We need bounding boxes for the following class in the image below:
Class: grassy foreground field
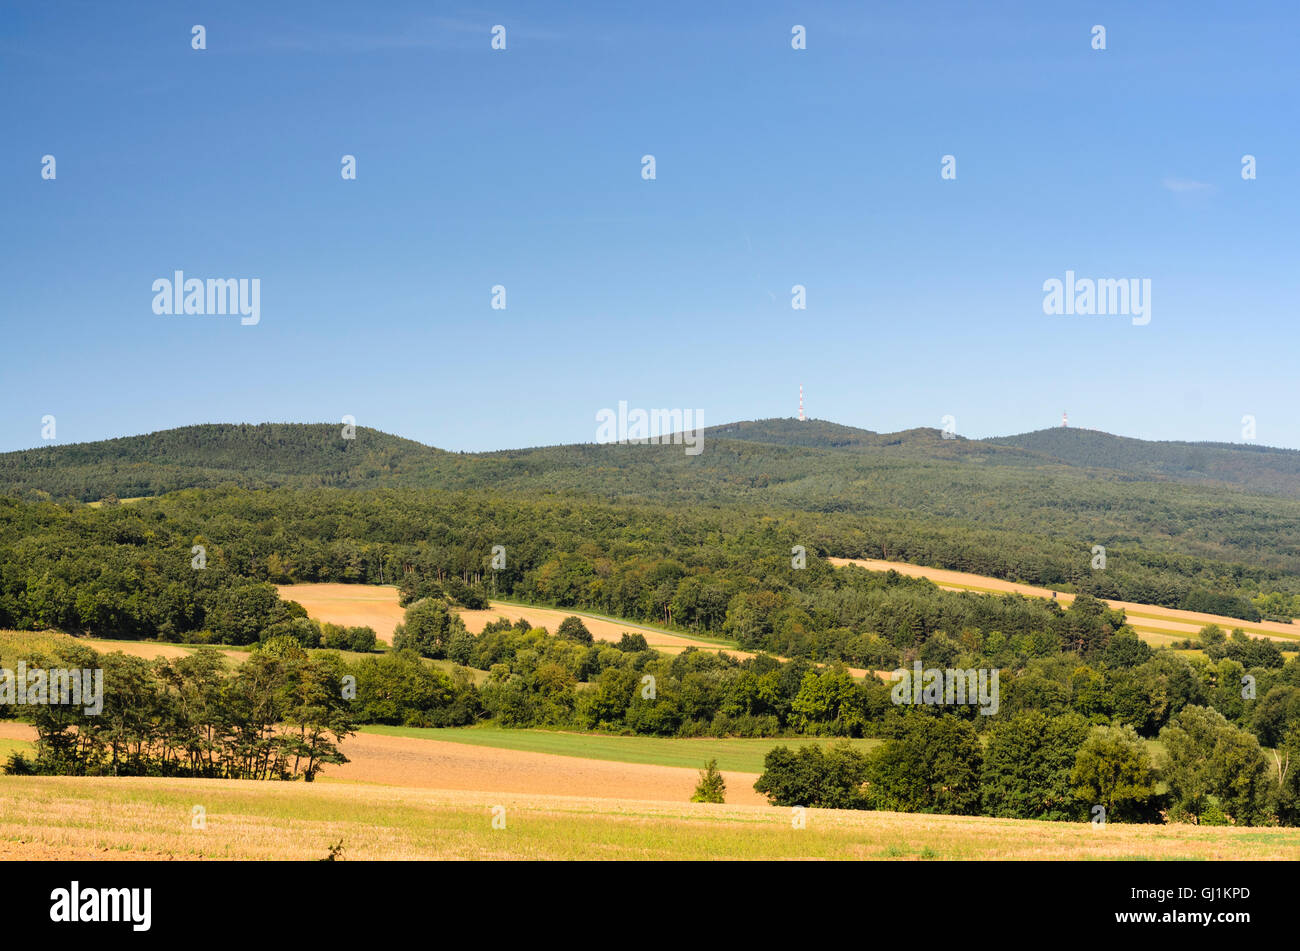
[2,775,1298,860]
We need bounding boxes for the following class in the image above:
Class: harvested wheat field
[0,723,35,743]
[1,774,1298,861]
[0,630,248,665]
[829,557,1300,645]
[461,602,872,677]
[87,639,249,664]
[276,583,408,643]
[325,730,764,805]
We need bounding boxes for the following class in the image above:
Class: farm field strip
[359,725,880,774]
[0,630,391,671]
[0,722,759,805]
[828,557,1300,643]
[1,775,1298,860]
[456,600,748,655]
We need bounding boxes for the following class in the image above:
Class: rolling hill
[7,418,1300,502]
[985,427,1300,496]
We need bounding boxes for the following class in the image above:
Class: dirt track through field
[828,557,1300,643]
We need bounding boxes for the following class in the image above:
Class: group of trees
[755,706,1300,826]
[4,638,356,781]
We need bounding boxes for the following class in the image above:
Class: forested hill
[703,418,1038,462]
[985,428,1300,496]
[6,418,1300,503]
[0,423,451,499]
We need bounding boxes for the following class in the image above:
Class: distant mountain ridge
[4,417,1300,502]
[0,423,447,500]
[983,427,1300,496]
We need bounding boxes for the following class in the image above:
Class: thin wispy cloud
[1162,177,1214,193]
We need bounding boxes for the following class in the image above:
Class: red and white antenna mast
[799,385,806,421]
[1062,411,1068,428]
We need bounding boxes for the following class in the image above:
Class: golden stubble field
[325,729,766,805]
[828,557,1300,645]
[1,775,1298,861]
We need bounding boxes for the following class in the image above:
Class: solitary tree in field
[692,759,726,803]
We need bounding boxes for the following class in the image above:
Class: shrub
[691,759,726,803]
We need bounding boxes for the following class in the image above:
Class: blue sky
[3,0,1298,452]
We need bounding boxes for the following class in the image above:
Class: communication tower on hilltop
[799,385,806,421]
[1062,411,1069,428]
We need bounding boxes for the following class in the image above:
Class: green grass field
[361,725,880,773]
[0,737,32,761]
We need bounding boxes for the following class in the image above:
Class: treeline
[372,603,1300,753]
[3,639,355,780]
[755,706,1300,827]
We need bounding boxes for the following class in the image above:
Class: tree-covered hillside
[7,421,1300,619]
[0,423,449,499]
[986,427,1300,496]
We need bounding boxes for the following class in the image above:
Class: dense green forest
[986,426,1300,496]
[2,477,1297,656]
[11,418,1300,501]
